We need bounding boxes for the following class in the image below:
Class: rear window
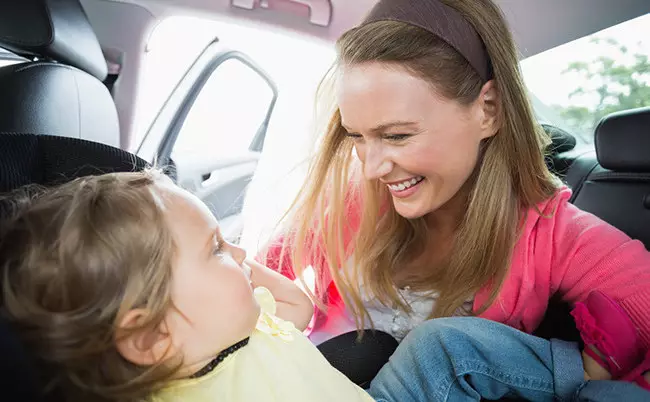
[0,47,26,67]
[521,13,650,144]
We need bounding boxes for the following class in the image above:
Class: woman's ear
[477,80,501,139]
[115,309,173,366]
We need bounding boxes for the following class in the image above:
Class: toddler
[0,170,372,402]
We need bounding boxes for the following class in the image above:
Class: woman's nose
[362,143,393,180]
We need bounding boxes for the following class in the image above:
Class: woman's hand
[246,259,314,331]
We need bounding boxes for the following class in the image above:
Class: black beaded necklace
[189,337,250,379]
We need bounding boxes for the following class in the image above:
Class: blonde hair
[0,170,179,402]
[278,0,559,330]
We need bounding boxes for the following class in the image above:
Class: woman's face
[337,62,498,219]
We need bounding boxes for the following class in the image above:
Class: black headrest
[595,107,650,172]
[0,134,151,194]
[0,0,107,80]
[0,61,121,146]
[542,123,577,154]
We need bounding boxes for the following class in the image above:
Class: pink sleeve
[547,194,650,347]
[255,234,297,281]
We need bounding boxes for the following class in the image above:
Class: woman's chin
[393,203,427,220]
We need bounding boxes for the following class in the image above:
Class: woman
[260,0,650,378]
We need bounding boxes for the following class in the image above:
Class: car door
[136,39,278,242]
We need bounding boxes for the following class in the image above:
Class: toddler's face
[160,182,260,375]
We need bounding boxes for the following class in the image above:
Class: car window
[0,59,17,67]
[171,57,275,162]
[0,47,25,67]
[521,13,650,144]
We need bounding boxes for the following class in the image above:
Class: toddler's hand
[582,348,611,381]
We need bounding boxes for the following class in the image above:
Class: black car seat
[534,107,650,347]
[0,134,152,402]
[568,106,650,248]
[0,0,120,147]
[542,123,578,179]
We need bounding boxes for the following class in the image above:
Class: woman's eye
[385,134,410,141]
[346,133,363,141]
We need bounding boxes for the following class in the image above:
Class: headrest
[0,0,107,80]
[0,134,150,194]
[542,123,577,154]
[595,107,650,172]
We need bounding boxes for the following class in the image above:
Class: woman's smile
[385,176,425,198]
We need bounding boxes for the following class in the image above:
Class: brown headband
[363,0,492,82]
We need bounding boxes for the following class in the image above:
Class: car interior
[0,0,649,401]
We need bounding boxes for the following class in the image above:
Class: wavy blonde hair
[277,0,560,330]
[0,170,180,402]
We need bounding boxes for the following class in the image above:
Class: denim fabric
[574,380,649,402]
[366,317,649,402]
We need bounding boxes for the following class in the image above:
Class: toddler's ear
[115,309,173,366]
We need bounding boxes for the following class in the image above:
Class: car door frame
[136,38,278,165]
[135,38,278,241]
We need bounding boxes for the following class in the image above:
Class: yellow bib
[151,287,374,402]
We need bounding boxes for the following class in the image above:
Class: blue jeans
[367,317,649,402]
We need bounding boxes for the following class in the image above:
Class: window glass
[521,13,650,143]
[0,47,25,67]
[171,58,274,162]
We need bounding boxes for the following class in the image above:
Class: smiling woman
[259,0,557,343]
[337,62,498,221]
[258,1,650,396]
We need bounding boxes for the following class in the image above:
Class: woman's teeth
[388,176,424,192]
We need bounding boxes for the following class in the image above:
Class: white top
[362,286,438,342]
[361,285,474,342]
[307,267,473,345]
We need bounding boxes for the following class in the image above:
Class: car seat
[0,134,152,402]
[566,106,650,248]
[0,0,120,147]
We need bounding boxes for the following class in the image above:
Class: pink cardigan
[261,187,650,347]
